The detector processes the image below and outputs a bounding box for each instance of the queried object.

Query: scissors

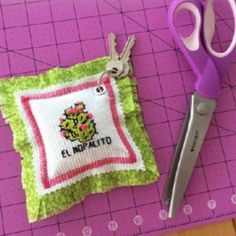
[163,0,236,218]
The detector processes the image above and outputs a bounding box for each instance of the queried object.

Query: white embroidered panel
[16,75,145,195]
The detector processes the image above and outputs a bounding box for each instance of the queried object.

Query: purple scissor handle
[168,0,236,99]
[163,0,236,218]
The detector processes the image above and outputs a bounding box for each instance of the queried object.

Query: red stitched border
[21,76,137,189]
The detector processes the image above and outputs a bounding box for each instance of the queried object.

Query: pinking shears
[163,0,236,218]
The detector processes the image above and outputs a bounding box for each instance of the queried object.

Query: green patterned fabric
[0,57,159,222]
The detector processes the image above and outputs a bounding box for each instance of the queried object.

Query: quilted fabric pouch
[0,57,159,222]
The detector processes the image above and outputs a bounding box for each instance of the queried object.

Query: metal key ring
[96,69,114,88]
[95,69,114,95]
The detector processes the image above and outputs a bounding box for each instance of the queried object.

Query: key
[120,35,135,63]
[119,35,135,77]
[106,33,124,77]
[109,33,119,61]
[106,33,135,78]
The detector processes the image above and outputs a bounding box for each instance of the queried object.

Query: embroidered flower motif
[59,102,97,142]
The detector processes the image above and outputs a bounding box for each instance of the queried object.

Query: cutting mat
[0,0,236,235]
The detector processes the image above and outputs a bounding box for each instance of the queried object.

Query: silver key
[106,33,124,77]
[106,60,124,77]
[120,35,135,62]
[109,33,119,61]
[119,35,135,77]
[106,33,135,78]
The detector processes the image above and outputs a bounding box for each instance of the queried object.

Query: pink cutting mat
[0,0,236,235]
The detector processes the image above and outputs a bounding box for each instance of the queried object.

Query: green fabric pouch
[0,57,159,222]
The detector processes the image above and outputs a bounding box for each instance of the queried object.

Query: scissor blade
[166,93,216,218]
[163,108,190,205]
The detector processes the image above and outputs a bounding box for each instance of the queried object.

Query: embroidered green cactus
[59,102,97,142]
